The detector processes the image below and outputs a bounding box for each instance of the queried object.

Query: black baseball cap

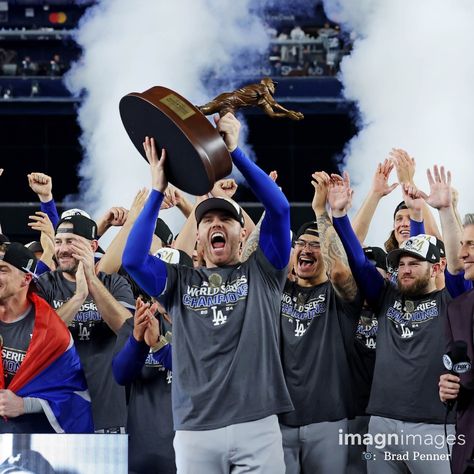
[0,242,37,274]
[295,221,319,240]
[56,215,98,240]
[0,234,9,244]
[155,218,173,246]
[195,197,245,227]
[434,237,446,258]
[25,241,43,254]
[364,246,388,272]
[387,234,440,268]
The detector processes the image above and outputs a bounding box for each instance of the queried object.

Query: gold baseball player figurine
[198,77,304,120]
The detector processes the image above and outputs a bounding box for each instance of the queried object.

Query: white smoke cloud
[323,0,474,247]
[65,0,269,243]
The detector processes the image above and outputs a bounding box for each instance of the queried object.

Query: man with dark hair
[279,171,360,474]
[122,113,292,473]
[0,242,92,434]
[35,215,135,433]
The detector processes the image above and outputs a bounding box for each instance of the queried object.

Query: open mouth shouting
[297,254,316,274]
[210,231,226,253]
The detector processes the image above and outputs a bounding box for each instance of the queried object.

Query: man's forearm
[231,147,290,268]
[87,277,129,334]
[439,207,464,274]
[315,209,350,271]
[56,293,87,326]
[96,221,133,274]
[352,191,381,244]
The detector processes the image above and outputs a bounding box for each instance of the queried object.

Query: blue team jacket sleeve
[231,147,290,270]
[410,218,425,236]
[122,189,168,297]
[40,199,60,228]
[332,215,384,305]
[112,335,150,385]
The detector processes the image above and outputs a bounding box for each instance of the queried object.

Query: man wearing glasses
[278,171,361,474]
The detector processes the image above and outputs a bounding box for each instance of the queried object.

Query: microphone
[442,341,472,410]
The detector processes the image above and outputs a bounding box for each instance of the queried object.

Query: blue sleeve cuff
[410,218,425,237]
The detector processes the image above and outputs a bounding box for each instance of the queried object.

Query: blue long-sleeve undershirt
[112,334,171,385]
[410,218,424,237]
[122,190,168,297]
[40,199,60,228]
[333,214,385,306]
[230,147,290,269]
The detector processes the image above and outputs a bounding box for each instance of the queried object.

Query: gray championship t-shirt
[0,305,35,387]
[115,318,175,474]
[368,284,453,423]
[0,305,54,433]
[36,270,135,430]
[279,280,361,426]
[162,248,293,431]
[349,307,377,415]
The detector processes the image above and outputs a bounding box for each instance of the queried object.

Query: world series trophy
[119,78,304,195]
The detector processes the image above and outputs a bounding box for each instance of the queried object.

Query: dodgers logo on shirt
[182,275,249,326]
[386,298,438,339]
[281,292,327,337]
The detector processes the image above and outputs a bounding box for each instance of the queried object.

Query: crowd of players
[0,113,473,474]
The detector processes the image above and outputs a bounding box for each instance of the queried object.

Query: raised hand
[75,261,89,300]
[143,136,168,193]
[144,303,160,348]
[401,183,423,213]
[327,171,352,216]
[161,184,181,210]
[69,236,96,281]
[214,113,240,152]
[390,148,415,185]
[28,211,55,243]
[127,188,149,222]
[371,159,398,197]
[269,170,278,182]
[133,298,149,342]
[417,165,452,210]
[311,171,330,213]
[27,172,53,202]
[211,178,238,199]
[97,207,129,236]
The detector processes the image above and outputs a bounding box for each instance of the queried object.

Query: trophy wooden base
[120,86,232,195]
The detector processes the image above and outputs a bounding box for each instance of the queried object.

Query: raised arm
[27,172,59,227]
[327,172,385,306]
[27,211,56,270]
[391,148,441,239]
[122,137,169,297]
[215,114,290,269]
[96,206,129,239]
[96,188,149,274]
[312,171,357,301]
[352,159,398,243]
[417,165,463,274]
